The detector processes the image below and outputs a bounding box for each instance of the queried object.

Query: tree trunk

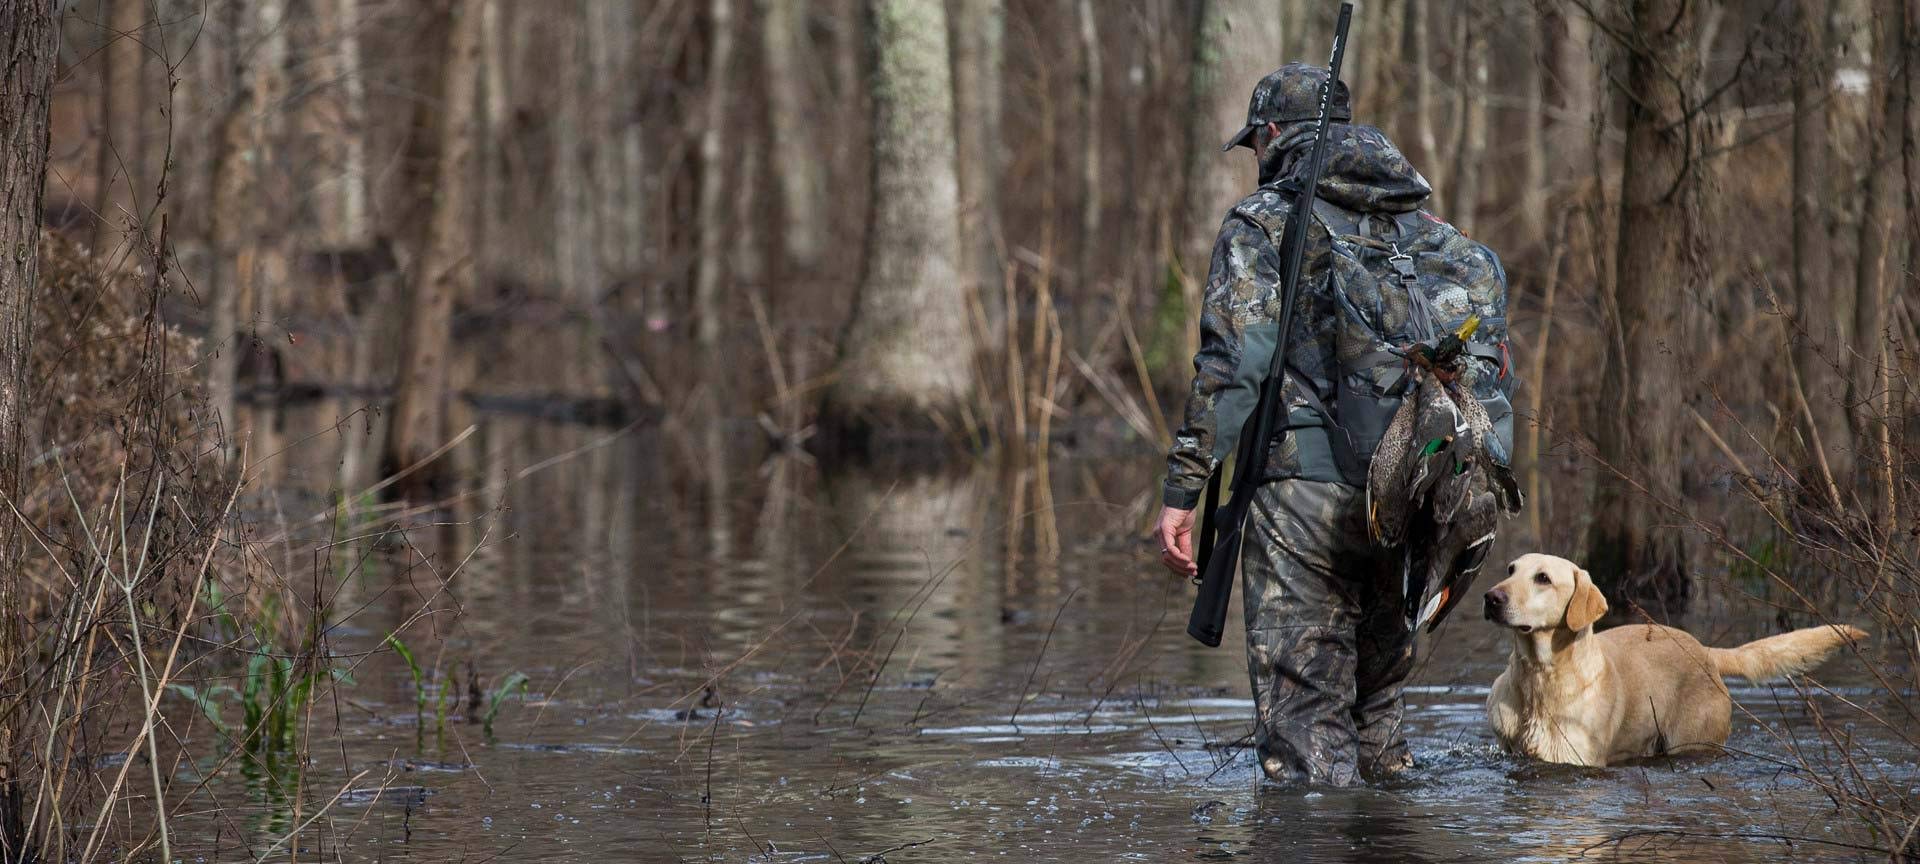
[0,0,57,844]
[1792,0,1847,478]
[698,0,737,552]
[696,0,734,364]
[1542,5,1594,176]
[1281,0,1306,61]
[1827,1,1873,341]
[1519,2,1548,250]
[93,0,149,249]
[205,0,289,447]
[383,0,480,500]
[1891,0,1920,527]
[1447,9,1486,234]
[591,0,644,303]
[318,0,369,248]
[822,0,975,445]
[554,5,595,307]
[1361,0,1404,128]
[1409,0,1441,187]
[1851,0,1907,455]
[948,0,1004,343]
[1076,0,1101,286]
[1182,0,1283,326]
[1585,0,1700,623]
[765,0,828,268]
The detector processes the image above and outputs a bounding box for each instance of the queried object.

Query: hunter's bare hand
[1157,506,1198,578]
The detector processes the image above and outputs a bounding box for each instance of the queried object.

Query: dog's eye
[1532,573,1551,585]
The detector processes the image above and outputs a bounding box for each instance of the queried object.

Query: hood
[1258,122,1432,214]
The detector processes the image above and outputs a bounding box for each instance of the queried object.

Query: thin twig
[1010,588,1078,729]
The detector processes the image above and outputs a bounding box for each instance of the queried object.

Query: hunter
[1157,63,1459,786]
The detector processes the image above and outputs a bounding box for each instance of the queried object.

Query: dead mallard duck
[1365,327,1522,632]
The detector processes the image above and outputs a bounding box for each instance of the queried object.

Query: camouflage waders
[1241,479,1415,785]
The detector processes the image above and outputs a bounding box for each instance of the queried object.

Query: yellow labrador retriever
[1482,553,1865,767]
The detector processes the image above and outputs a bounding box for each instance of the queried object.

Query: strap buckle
[1387,244,1418,285]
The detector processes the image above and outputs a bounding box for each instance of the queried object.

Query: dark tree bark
[383,0,481,500]
[0,0,58,844]
[1852,0,1908,457]
[1788,0,1856,489]
[205,0,291,449]
[1585,0,1701,622]
[1891,0,1920,526]
[1791,0,1831,333]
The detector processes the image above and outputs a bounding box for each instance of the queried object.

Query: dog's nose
[1483,588,1508,620]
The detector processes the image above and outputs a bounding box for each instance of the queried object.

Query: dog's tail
[1710,624,1867,683]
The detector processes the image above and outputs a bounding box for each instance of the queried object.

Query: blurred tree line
[22,0,1920,613]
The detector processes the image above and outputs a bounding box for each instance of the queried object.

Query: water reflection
[157,403,1908,863]
[1238,788,1447,863]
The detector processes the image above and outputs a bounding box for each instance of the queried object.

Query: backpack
[1311,201,1514,485]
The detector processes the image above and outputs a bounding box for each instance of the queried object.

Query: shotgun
[1188,2,1355,647]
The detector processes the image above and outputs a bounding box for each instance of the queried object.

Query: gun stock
[1185,489,1242,647]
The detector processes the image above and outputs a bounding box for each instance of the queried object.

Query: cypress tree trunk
[1076,0,1101,286]
[1791,0,1854,486]
[93,0,149,249]
[1852,0,1907,455]
[320,0,369,248]
[1408,0,1440,187]
[1585,0,1701,622]
[1519,2,1547,250]
[948,0,1005,345]
[765,0,828,268]
[821,0,975,448]
[1791,0,1830,336]
[1850,1,1912,453]
[1446,8,1486,234]
[205,0,288,448]
[1891,0,1919,527]
[384,0,480,499]
[697,0,738,552]
[0,0,58,844]
[1181,0,1282,352]
[554,4,595,309]
[1541,5,1594,176]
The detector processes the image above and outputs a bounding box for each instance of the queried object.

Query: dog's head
[1483,553,1608,635]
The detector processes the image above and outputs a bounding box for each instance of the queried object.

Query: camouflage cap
[1223,61,1354,151]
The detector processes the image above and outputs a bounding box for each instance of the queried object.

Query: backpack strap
[1312,201,1431,243]
[1285,363,1360,463]
[1310,199,1363,236]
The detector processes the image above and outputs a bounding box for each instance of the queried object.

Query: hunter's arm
[1163,212,1286,509]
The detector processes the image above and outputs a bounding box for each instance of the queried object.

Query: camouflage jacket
[1164,124,1434,509]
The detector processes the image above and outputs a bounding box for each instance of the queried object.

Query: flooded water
[165,410,1907,863]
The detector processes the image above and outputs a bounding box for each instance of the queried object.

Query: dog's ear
[1565,567,1608,632]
